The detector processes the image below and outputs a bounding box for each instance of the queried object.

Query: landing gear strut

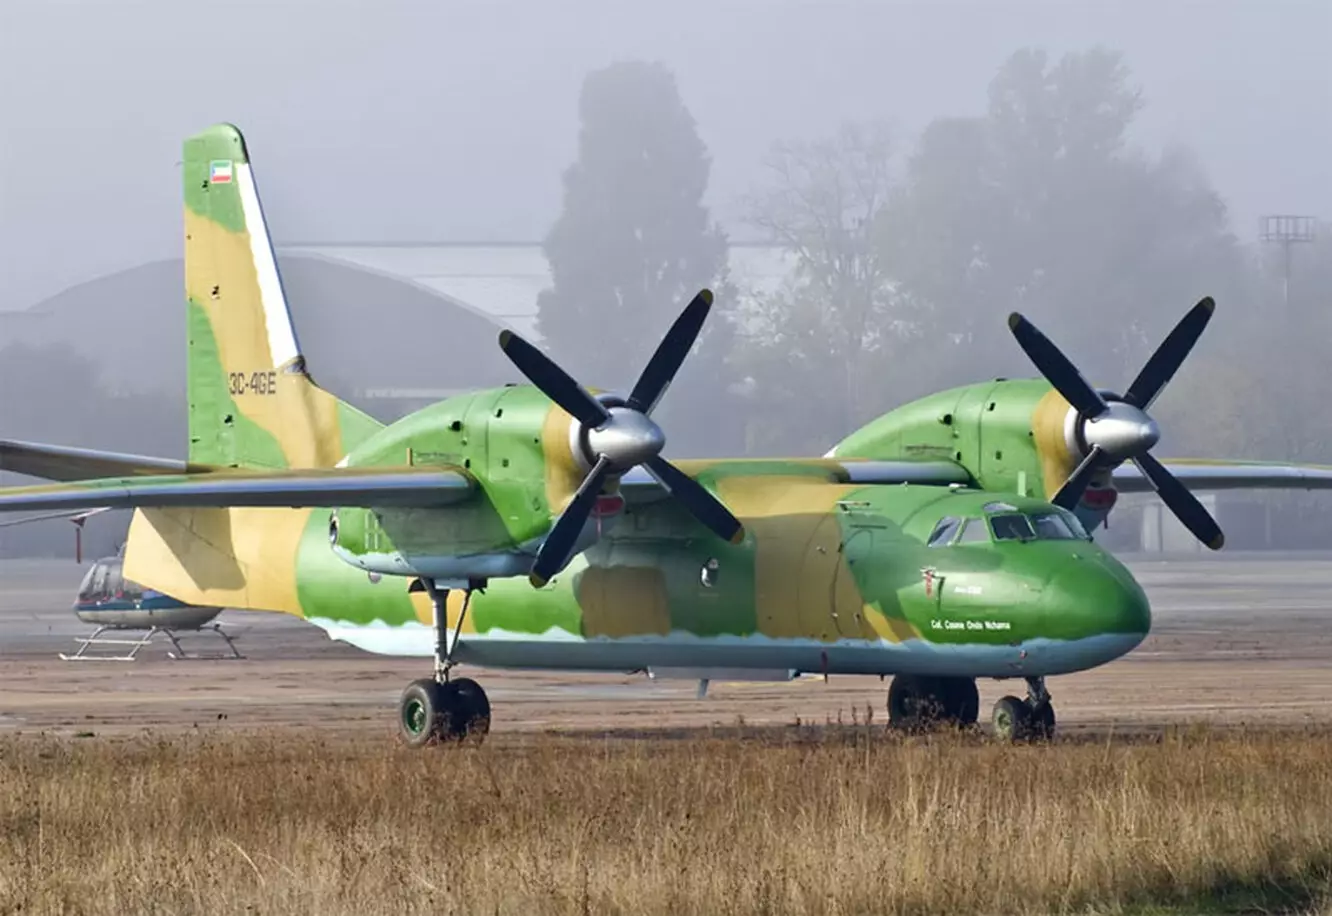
[991,677,1056,743]
[886,675,980,731]
[397,578,491,748]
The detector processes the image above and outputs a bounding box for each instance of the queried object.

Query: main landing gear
[398,578,491,748]
[991,677,1056,743]
[885,674,1057,742]
[886,674,980,731]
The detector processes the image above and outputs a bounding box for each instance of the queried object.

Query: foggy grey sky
[1,0,1328,311]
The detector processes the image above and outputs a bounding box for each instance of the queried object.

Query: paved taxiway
[3,554,1332,737]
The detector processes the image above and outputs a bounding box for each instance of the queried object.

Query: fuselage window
[956,518,990,544]
[989,513,1036,541]
[927,516,962,546]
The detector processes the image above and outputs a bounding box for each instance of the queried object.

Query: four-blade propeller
[1007,297,1222,550]
[499,289,745,586]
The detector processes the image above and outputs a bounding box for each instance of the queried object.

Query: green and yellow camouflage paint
[105,123,1152,680]
[49,120,1332,685]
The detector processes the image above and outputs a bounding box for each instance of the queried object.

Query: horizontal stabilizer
[1,439,200,482]
[0,467,474,513]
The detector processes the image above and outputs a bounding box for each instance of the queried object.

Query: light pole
[1260,215,1317,310]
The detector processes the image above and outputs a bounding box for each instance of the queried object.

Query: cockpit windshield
[75,558,146,605]
[989,508,1090,542]
[1029,510,1084,540]
[988,513,1036,541]
[926,506,1092,546]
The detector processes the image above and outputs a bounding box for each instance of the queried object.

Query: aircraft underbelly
[306,616,1142,678]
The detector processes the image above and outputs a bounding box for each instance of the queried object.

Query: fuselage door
[831,525,877,639]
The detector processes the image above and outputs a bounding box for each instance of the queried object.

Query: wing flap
[0,467,474,513]
[1113,460,1332,492]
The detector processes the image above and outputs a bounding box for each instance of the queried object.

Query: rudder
[182,123,380,469]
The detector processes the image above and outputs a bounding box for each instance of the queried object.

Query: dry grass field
[3,726,1332,915]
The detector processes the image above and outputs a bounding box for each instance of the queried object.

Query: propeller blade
[1008,313,1109,419]
[530,455,615,587]
[498,330,610,429]
[1122,297,1215,410]
[1133,451,1225,550]
[644,455,745,544]
[626,288,713,415]
[1051,445,1105,510]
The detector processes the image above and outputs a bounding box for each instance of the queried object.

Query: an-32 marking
[228,371,277,396]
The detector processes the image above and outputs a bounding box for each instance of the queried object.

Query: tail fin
[182,123,381,469]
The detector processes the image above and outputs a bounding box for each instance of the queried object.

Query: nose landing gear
[991,677,1056,743]
[398,577,492,748]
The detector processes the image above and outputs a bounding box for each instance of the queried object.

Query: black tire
[991,695,1030,743]
[399,678,448,748]
[446,677,491,742]
[1030,701,1056,741]
[944,678,980,727]
[888,675,948,730]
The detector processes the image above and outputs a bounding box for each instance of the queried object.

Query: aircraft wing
[1112,459,1332,492]
[0,467,474,513]
[617,457,971,502]
[1,439,213,482]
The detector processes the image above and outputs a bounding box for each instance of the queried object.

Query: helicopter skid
[59,623,245,662]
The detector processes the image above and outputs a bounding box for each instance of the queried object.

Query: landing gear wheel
[398,577,492,749]
[991,677,1057,743]
[991,695,1030,742]
[887,675,979,731]
[398,678,492,746]
[447,677,491,741]
[946,678,980,727]
[399,678,448,748]
[1030,701,1055,740]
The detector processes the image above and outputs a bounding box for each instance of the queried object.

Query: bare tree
[739,120,902,452]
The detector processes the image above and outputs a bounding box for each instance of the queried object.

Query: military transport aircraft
[3,122,1331,745]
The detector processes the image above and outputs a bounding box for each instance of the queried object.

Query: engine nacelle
[829,378,1117,529]
[325,384,599,581]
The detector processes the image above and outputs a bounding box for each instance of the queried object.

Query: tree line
[3,47,1329,554]
[534,50,1332,546]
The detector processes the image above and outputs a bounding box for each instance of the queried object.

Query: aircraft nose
[1043,557,1151,640]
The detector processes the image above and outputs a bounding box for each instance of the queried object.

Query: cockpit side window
[989,513,1036,541]
[927,516,962,546]
[1057,508,1092,540]
[1029,511,1079,540]
[956,518,990,544]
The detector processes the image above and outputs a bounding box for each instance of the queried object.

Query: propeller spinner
[499,288,745,586]
[1007,297,1222,550]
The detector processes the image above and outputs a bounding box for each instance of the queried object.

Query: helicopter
[0,507,240,660]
